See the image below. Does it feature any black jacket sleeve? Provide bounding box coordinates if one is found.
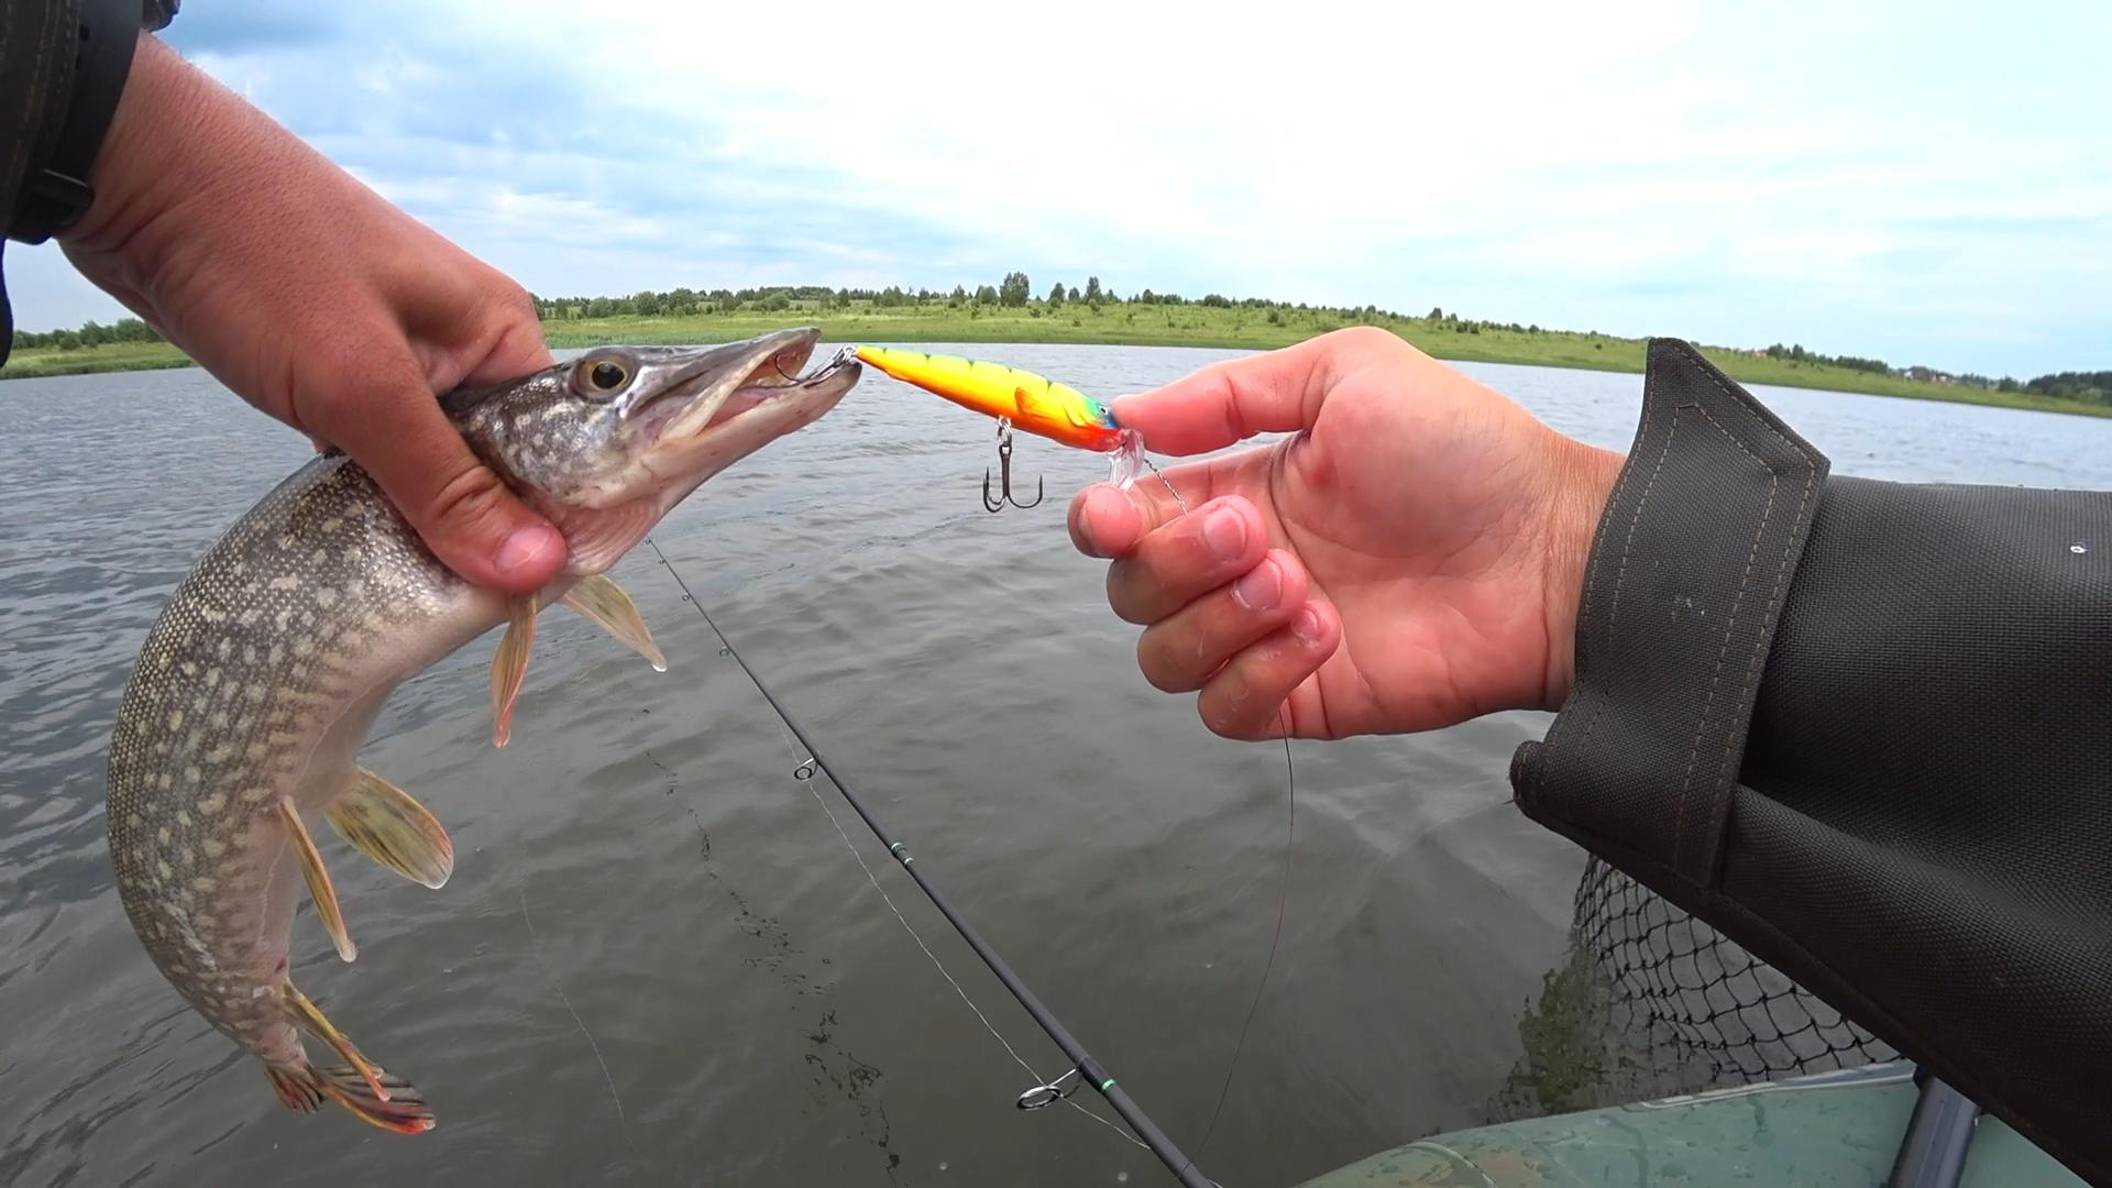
[0,0,76,365]
[1511,338,2112,1185]
[0,1,177,367]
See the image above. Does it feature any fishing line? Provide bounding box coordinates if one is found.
[1196,706,1295,1156]
[710,590,1140,1150]
[642,451,1297,1180]
[1138,456,1191,515]
[1123,461,1295,1173]
[645,536,1209,1185]
[791,739,1151,1155]
[518,883,638,1161]
[846,344,1295,1169]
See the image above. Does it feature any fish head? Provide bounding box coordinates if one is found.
[447,327,860,571]
[454,327,860,509]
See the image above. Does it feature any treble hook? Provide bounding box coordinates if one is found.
[982,418,1044,512]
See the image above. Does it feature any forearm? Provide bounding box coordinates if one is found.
[55,30,215,291]
[1512,339,2112,1184]
[59,31,377,323]
[28,16,563,594]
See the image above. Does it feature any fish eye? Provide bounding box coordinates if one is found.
[571,356,632,401]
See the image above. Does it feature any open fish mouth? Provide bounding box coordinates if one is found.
[631,328,861,446]
[701,336,860,432]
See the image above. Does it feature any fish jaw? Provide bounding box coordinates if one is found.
[446,327,861,522]
[620,328,862,510]
[537,332,862,575]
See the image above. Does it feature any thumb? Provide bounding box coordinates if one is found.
[1109,332,1345,456]
[307,355,567,595]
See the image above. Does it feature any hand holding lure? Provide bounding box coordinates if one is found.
[850,346,1169,511]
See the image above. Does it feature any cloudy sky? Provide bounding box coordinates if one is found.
[9,0,2107,377]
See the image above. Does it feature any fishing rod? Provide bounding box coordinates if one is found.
[646,537,1220,1188]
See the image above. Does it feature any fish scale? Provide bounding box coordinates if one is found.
[104,328,861,1133]
[109,456,464,1056]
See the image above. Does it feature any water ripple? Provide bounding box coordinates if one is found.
[1,350,2105,1185]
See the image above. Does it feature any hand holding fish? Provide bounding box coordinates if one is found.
[1068,327,1624,742]
[54,34,566,596]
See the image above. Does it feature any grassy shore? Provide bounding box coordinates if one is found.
[6,300,2106,419]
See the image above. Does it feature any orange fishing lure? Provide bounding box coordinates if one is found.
[851,345,1174,511]
[852,346,1126,452]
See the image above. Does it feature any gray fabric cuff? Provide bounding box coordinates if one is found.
[1511,338,1830,884]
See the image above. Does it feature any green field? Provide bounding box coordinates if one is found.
[2,337,197,378]
[6,300,2106,419]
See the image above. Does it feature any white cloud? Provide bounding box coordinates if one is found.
[7,0,2107,377]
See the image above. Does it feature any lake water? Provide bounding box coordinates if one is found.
[2,344,2106,1187]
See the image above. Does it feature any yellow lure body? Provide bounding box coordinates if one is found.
[853,345,1126,452]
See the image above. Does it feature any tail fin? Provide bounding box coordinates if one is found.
[317,1064,434,1134]
[264,1063,323,1113]
[264,1061,434,1133]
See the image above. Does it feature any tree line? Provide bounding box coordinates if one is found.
[525,277,1542,334]
[10,315,163,352]
[1763,342,1892,375]
[9,276,2104,405]
[2020,371,2112,403]
[1757,343,2109,401]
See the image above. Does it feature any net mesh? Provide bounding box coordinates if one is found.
[1486,854,1898,1121]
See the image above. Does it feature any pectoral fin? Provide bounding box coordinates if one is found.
[277,798,355,963]
[327,769,454,890]
[561,574,666,671]
[490,594,537,748]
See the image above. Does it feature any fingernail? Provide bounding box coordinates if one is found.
[496,524,560,573]
[1232,558,1282,610]
[1292,605,1327,643]
[1203,506,1247,561]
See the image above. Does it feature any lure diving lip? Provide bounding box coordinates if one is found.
[851,345,1125,452]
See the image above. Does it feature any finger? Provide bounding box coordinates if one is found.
[1067,472,1207,559]
[454,283,556,385]
[1196,600,1343,741]
[1109,329,1377,455]
[1136,549,1308,693]
[306,353,566,595]
[1105,495,1268,625]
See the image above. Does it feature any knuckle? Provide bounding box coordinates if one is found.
[1179,498,1257,572]
[500,278,537,316]
[421,460,511,532]
[1135,634,1197,695]
[1197,663,1255,738]
[1198,693,1256,741]
[486,280,541,332]
[1337,325,1397,354]
[1172,516,1216,565]
[1140,662,1183,696]
[1105,563,1154,626]
[1065,497,1094,554]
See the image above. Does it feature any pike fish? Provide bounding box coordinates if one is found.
[105,328,859,1133]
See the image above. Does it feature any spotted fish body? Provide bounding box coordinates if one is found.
[106,329,860,1132]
